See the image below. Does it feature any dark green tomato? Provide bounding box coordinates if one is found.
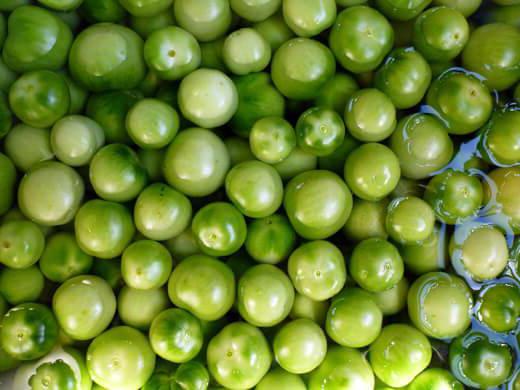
[390,113,454,180]
[0,153,16,217]
[18,161,84,226]
[226,252,255,280]
[69,23,146,92]
[386,196,435,245]
[192,202,246,257]
[479,109,520,167]
[485,167,520,233]
[374,47,432,109]
[295,106,345,157]
[329,6,394,73]
[130,11,175,39]
[429,60,456,78]
[174,0,232,42]
[39,232,93,283]
[238,264,294,327]
[391,177,426,198]
[326,288,382,348]
[245,214,296,264]
[4,125,53,172]
[207,322,271,389]
[432,0,481,17]
[225,160,283,218]
[199,37,226,71]
[91,258,123,290]
[413,6,469,62]
[0,58,16,93]
[344,198,388,242]
[426,70,494,135]
[89,144,147,202]
[0,220,45,269]
[344,143,401,201]
[408,368,464,390]
[9,70,70,128]
[38,0,83,11]
[138,148,165,182]
[0,13,4,48]
[0,303,58,360]
[344,88,396,142]
[0,0,31,11]
[271,38,336,100]
[408,272,473,339]
[424,169,483,224]
[317,135,359,179]
[86,89,143,144]
[288,240,346,301]
[462,23,520,91]
[372,277,409,316]
[0,266,44,305]
[225,137,255,166]
[314,72,359,115]
[249,116,296,164]
[376,0,432,20]
[399,224,447,274]
[284,170,353,239]
[253,12,295,52]
[0,343,19,372]
[369,324,432,388]
[118,286,169,330]
[290,292,329,325]
[0,92,12,139]
[485,5,520,28]
[256,367,306,390]
[74,199,135,259]
[450,332,514,388]
[349,238,404,292]
[168,254,235,321]
[119,0,172,17]
[274,147,317,180]
[308,346,375,390]
[163,128,230,197]
[2,5,72,72]
[477,283,520,333]
[144,26,201,81]
[28,360,76,390]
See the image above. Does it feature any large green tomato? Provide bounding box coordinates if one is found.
[207,322,272,389]
[18,161,84,226]
[74,199,135,259]
[0,220,45,269]
[168,254,235,321]
[86,326,156,390]
[284,170,353,239]
[369,324,432,388]
[308,346,375,390]
[52,275,116,341]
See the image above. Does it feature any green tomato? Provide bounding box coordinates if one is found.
[121,240,173,289]
[39,232,92,283]
[225,137,255,166]
[408,368,464,390]
[168,254,235,321]
[52,275,116,340]
[485,166,520,233]
[117,286,169,330]
[0,92,12,139]
[344,198,388,242]
[329,6,394,73]
[231,72,285,138]
[253,11,295,51]
[230,0,281,22]
[130,10,175,39]
[479,109,520,167]
[249,117,295,164]
[144,26,201,81]
[18,161,84,226]
[4,125,53,172]
[174,0,232,42]
[477,283,520,333]
[0,342,20,372]
[386,196,435,245]
[126,98,179,149]
[9,70,70,128]
[86,326,156,390]
[245,214,296,264]
[69,23,146,92]
[344,88,396,142]
[51,115,104,167]
[199,37,227,71]
[374,47,432,109]
[119,0,172,17]
[223,28,271,75]
[192,202,246,257]
[207,322,271,389]
[390,113,454,180]
[370,324,432,388]
[284,170,353,239]
[74,199,135,259]
[0,220,45,269]
[173,361,210,390]
[274,147,317,180]
[399,224,447,274]
[426,70,494,135]
[1,303,58,360]
[326,288,383,348]
[485,4,520,27]
[344,143,401,201]
[165,227,201,261]
[376,0,432,20]
[138,148,166,182]
[283,0,336,37]
[424,170,483,225]
[317,134,360,175]
[432,0,481,16]
[315,72,359,115]
[274,319,327,374]
[0,153,16,217]
[91,258,123,290]
[372,277,409,316]
[27,359,77,390]
[256,367,306,390]
[290,293,329,325]
[225,160,283,218]
[178,69,238,128]
[462,23,520,91]
[0,58,16,93]
[0,266,44,305]
[288,240,346,301]
[309,346,375,390]
[271,37,336,100]
[349,238,404,292]
[37,0,83,10]
[2,5,72,72]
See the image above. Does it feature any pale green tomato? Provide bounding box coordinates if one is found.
[117,286,169,330]
[0,266,44,305]
[283,0,337,37]
[372,277,409,316]
[290,293,329,325]
[249,117,296,164]
[231,0,281,22]
[255,367,306,390]
[4,125,54,172]
[0,220,45,269]
[273,147,317,180]
[253,12,295,51]
[222,28,271,75]
[386,196,436,245]
[344,198,388,242]
[174,0,232,42]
